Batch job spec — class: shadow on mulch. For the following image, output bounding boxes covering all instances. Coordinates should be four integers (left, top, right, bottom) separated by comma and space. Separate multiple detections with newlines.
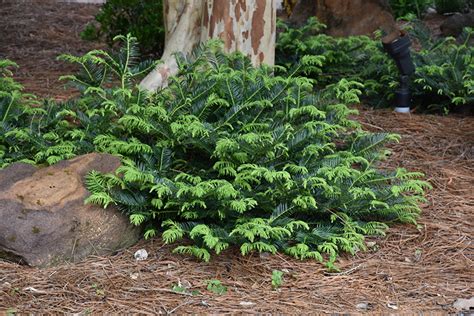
0, 1, 473, 314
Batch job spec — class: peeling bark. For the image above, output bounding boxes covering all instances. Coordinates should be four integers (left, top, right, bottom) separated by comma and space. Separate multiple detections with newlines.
140, 0, 276, 92
140, 0, 204, 91
201, 0, 275, 66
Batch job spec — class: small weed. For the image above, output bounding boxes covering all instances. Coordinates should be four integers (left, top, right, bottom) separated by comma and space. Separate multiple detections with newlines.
206, 280, 227, 295
171, 284, 186, 294
6, 308, 17, 316
171, 283, 200, 296
271, 270, 284, 289
91, 283, 105, 297
80, 23, 100, 41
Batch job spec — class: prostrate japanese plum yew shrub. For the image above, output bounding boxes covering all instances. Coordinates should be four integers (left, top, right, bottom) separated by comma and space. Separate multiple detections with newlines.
0, 36, 430, 267
0, 60, 42, 163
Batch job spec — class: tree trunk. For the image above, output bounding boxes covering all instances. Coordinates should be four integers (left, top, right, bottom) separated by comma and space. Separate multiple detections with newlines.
139, 0, 204, 91
140, 0, 276, 92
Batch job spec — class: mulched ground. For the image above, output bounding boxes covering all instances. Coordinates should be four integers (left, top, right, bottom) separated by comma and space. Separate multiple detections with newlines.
0, 2, 473, 314
0, 1, 105, 98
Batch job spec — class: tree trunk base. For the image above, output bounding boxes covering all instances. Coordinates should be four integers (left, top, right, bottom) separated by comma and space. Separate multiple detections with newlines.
140, 0, 276, 92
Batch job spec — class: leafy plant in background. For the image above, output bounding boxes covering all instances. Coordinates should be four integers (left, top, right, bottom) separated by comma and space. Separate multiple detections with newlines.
0, 36, 430, 267
0, 60, 44, 166
389, 0, 433, 18
276, 18, 474, 112
412, 27, 474, 110
0, 60, 23, 124
435, 0, 469, 14
81, 0, 165, 57
0, 60, 37, 124
276, 17, 397, 106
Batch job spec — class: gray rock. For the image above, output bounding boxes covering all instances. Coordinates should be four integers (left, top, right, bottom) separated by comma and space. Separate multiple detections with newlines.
134, 249, 148, 261
0, 153, 140, 267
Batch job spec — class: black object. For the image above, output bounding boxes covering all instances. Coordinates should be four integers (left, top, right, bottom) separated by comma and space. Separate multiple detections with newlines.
383, 33, 416, 112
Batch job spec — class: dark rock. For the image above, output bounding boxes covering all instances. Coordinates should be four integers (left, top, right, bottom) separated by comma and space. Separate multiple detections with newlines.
0, 153, 140, 267
440, 11, 474, 37
288, 0, 398, 37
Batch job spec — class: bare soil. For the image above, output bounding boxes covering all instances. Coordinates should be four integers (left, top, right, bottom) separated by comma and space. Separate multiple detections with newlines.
0, 2, 473, 314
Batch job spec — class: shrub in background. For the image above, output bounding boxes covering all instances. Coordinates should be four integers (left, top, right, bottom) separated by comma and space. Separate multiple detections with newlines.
276, 18, 474, 112
435, 0, 469, 13
0, 36, 430, 267
413, 28, 474, 110
389, 0, 433, 18
82, 0, 165, 57
276, 18, 397, 107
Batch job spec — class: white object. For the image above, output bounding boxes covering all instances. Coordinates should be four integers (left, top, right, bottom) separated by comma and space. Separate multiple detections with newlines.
387, 302, 399, 310
453, 297, 474, 311
356, 302, 370, 310
395, 107, 410, 113
134, 249, 148, 261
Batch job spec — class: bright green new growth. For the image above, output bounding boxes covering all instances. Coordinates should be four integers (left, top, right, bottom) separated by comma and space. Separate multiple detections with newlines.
272, 270, 284, 289
0, 35, 430, 265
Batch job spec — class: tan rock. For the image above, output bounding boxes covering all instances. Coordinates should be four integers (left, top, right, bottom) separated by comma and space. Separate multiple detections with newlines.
0, 153, 140, 267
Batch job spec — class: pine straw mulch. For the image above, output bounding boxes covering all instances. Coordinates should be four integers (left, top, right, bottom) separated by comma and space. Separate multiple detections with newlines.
0, 0, 106, 99
0, 1, 473, 314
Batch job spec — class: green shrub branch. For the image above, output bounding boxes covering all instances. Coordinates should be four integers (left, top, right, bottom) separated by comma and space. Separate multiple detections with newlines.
0, 35, 431, 266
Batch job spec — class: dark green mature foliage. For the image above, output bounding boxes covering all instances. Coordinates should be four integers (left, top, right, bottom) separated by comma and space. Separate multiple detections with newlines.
82, 0, 165, 57
276, 18, 474, 112
276, 18, 396, 106
412, 28, 474, 110
0, 36, 430, 266
435, 0, 470, 13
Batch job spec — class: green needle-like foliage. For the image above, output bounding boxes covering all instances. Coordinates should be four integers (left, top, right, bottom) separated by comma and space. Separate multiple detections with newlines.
277, 18, 474, 112
0, 35, 431, 265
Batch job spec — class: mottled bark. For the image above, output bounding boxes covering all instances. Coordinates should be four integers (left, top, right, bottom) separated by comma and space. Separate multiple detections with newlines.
201, 0, 276, 66
140, 0, 204, 91
140, 0, 276, 92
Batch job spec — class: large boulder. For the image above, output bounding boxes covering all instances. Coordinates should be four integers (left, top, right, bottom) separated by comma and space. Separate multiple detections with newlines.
0, 153, 140, 267
287, 0, 398, 37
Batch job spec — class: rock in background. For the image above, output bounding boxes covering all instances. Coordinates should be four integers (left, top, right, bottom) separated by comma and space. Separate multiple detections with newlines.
440, 11, 474, 37
285, 0, 398, 37
0, 153, 140, 267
